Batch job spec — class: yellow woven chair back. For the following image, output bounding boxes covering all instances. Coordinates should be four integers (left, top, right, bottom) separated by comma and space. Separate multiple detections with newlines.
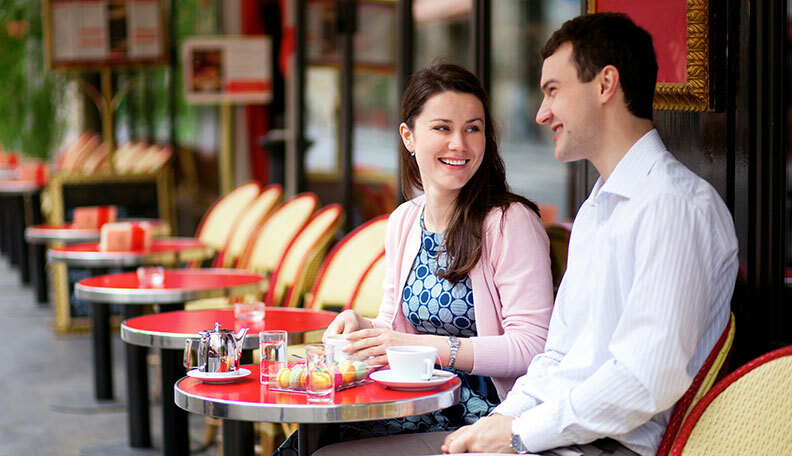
656, 312, 735, 455
671, 344, 792, 456
347, 251, 386, 318
239, 193, 318, 277
306, 215, 387, 312
195, 181, 261, 252
216, 184, 283, 268
267, 204, 344, 308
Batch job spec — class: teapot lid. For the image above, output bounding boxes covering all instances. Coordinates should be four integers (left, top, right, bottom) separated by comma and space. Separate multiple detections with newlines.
199, 322, 233, 336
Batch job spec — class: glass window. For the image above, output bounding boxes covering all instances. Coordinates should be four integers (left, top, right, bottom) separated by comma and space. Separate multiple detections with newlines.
491, 0, 579, 222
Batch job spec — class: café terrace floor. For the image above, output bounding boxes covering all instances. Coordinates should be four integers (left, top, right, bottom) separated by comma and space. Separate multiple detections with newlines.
0, 259, 212, 456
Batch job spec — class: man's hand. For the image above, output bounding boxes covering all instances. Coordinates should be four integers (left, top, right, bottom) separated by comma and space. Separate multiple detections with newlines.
442, 414, 516, 454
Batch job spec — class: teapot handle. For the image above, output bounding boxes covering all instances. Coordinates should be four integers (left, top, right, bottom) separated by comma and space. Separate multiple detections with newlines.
184, 338, 197, 368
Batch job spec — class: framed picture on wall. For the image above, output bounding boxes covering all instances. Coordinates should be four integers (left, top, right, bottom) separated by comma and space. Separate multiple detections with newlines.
587, 0, 712, 111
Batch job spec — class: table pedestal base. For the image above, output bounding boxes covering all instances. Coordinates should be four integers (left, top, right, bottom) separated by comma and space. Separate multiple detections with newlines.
49, 392, 125, 414
80, 440, 161, 456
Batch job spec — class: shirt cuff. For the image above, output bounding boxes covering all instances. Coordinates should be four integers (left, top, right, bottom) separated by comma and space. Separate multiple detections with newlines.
511, 404, 571, 452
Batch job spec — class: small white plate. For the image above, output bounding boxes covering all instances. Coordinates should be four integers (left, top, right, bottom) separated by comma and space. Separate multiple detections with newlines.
186, 368, 252, 384
369, 369, 455, 391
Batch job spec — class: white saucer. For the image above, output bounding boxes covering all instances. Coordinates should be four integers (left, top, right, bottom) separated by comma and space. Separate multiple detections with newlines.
186, 368, 251, 384
369, 369, 455, 391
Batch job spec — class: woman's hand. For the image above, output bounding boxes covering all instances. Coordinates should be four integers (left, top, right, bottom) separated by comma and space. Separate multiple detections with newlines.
343, 328, 418, 366
323, 310, 372, 338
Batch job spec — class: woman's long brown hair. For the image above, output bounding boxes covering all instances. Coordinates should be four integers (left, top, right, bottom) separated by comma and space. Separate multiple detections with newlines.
400, 62, 540, 283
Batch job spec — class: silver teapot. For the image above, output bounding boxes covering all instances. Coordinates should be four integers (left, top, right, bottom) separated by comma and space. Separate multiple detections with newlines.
183, 322, 249, 373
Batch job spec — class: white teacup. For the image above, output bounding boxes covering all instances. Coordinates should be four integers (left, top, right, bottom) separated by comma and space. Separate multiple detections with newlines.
324, 334, 351, 362
386, 346, 437, 381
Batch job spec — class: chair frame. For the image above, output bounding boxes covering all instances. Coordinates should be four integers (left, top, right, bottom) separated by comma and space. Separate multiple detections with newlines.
670, 344, 792, 455
656, 312, 735, 456
194, 181, 262, 241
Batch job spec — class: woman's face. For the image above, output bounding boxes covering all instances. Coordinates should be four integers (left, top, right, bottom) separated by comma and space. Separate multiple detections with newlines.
400, 91, 486, 201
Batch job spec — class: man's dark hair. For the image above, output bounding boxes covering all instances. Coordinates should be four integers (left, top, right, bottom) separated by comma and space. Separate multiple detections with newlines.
541, 13, 658, 120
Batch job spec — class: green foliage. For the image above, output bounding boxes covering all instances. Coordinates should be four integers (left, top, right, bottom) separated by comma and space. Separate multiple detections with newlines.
0, 1, 67, 159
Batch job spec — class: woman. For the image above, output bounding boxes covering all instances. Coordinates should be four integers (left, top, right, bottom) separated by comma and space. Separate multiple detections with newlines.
274, 62, 554, 455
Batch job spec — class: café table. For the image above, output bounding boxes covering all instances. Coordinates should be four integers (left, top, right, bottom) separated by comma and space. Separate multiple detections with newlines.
175, 363, 461, 456
47, 239, 214, 412
75, 269, 271, 455
24, 219, 170, 304
120, 307, 338, 455
0, 180, 44, 286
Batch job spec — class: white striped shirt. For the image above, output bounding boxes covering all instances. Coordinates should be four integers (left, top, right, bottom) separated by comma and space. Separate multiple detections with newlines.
493, 129, 738, 455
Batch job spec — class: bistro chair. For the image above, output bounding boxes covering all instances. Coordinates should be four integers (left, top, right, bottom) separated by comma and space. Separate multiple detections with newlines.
656, 312, 735, 455
266, 204, 344, 308
670, 344, 792, 455
303, 215, 388, 312
346, 250, 386, 318
185, 192, 317, 311
213, 184, 283, 268
238, 192, 319, 279
193, 181, 262, 254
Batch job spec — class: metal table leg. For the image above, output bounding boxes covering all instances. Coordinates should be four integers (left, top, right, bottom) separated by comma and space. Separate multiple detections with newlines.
122, 305, 151, 448
161, 348, 190, 455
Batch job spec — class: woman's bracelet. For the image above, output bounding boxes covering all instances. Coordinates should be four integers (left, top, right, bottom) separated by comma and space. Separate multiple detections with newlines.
447, 335, 459, 369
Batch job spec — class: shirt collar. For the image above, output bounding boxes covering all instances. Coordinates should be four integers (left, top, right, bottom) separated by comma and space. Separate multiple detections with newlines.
592, 129, 665, 201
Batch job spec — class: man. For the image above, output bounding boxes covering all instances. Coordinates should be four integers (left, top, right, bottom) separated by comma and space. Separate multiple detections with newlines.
316, 12, 738, 456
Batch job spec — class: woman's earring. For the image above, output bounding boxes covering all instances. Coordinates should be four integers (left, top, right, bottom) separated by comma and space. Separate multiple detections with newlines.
410, 150, 415, 157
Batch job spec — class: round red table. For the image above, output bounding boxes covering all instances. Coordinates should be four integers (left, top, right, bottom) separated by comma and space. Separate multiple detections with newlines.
26, 219, 170, 244
74, 269, 268, 455
121, 307, 339, 455
175, 363, 461, 456
48, 237, 212, 268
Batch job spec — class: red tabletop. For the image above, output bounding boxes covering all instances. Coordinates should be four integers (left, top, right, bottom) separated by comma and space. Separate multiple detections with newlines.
175, 363, 461, 423
122, 308, 337, 349
48, 237, 213, 267
76, 268, 266, 305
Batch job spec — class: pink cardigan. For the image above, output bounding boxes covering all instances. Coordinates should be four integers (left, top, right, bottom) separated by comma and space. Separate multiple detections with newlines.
371, 196, 554, 399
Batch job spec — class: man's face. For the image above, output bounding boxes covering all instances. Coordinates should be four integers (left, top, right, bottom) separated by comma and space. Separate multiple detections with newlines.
536, 43, 601, 163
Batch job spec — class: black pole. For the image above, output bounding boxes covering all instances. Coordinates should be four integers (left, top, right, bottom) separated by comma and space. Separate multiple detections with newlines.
396, 0, 414, 205
338, 0, 356, 231
472, 0, 491, 95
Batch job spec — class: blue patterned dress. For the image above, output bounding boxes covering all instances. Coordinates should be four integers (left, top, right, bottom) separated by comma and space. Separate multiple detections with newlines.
273, 215, 499, 456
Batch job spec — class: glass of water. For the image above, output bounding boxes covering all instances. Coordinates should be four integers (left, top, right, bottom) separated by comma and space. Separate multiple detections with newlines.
235, 301, 265, 321
305, 343, 335, 402
259, 330, 287, 385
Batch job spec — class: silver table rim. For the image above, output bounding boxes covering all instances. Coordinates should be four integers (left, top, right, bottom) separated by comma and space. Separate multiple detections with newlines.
47, 237, 213, 268
174, 376, 461, 423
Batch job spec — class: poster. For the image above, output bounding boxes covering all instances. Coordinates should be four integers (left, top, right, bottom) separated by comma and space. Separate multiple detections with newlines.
45, 0, 167, 70
182, 36, 273, 104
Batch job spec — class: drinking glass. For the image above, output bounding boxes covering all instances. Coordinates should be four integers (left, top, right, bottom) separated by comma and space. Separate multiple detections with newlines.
137, 266, 164, 287
305, 343, 335, 402
259, 330, 288, 385
235, 301, 265, 321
